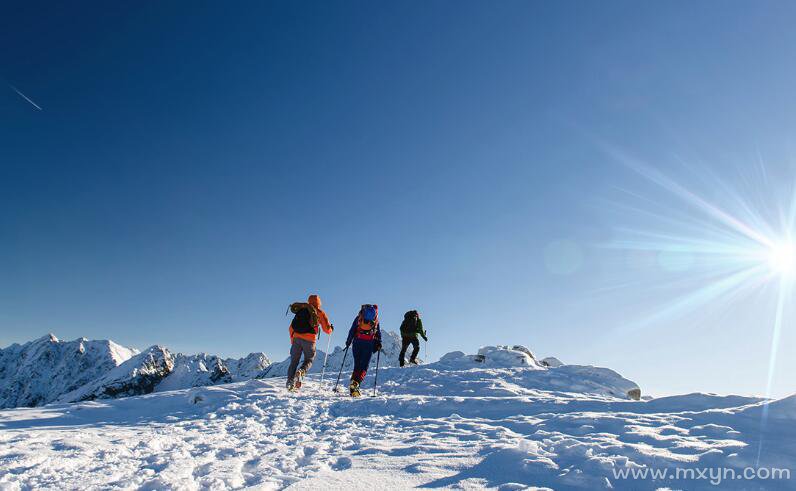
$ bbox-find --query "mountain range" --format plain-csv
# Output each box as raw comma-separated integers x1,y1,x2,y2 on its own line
0,334,270,409
0,332,638,409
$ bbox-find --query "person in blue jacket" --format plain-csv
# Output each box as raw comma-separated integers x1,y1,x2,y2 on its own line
345,304,382,397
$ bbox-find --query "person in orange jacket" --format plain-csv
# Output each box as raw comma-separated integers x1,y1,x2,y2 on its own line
286,294,333,391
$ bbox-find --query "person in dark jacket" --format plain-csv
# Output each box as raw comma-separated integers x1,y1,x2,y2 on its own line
399,310,426,367
345,304,382,397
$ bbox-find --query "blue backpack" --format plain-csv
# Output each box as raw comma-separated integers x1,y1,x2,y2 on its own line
361,304,378,324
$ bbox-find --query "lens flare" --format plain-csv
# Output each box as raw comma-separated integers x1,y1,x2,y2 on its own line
599,147,796,464
768,242,794,277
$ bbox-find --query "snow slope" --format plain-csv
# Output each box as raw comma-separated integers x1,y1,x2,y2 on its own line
1,343,791,490
0,334,138,409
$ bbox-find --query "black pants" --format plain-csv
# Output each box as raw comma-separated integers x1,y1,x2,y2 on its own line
400,336,420,366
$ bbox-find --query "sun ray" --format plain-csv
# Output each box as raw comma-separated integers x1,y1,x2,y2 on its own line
605,146,777,247
599,148,795,413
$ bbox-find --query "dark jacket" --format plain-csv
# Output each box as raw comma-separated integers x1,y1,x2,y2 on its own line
400,311,427,340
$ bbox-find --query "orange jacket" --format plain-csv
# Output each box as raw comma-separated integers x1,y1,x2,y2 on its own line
289,294,332,343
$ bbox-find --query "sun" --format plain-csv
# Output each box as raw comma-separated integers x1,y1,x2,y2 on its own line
767,241,795,277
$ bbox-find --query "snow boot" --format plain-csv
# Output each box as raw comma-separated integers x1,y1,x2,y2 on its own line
295,368,306,389
349,380,361,397
286,380,297,392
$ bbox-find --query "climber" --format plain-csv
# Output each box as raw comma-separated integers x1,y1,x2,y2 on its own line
399,310,427,367
345,304,381,397
286,294,333,391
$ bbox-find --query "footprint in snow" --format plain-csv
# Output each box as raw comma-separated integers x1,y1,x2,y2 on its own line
331,456,352,471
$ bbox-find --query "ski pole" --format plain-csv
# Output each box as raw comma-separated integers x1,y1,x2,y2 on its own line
320,328,332,385
333,345,350,393
372,349,381,397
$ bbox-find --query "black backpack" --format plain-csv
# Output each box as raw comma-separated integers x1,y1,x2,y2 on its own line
289,302,318,334
400,310,419,336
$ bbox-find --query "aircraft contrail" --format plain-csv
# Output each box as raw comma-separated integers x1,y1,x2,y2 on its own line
9,84,42,111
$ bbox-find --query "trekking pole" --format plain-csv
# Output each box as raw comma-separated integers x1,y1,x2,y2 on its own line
333,345,350,393
320,329,332,385
372,349,381,397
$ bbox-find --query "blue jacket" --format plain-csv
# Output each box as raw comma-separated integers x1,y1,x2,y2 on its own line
346,316,382,349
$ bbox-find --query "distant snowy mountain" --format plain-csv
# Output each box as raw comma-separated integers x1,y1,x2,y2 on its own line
0,335,270,408
0,334,138,408
58,346,176,403
226,352,271,380
59,346,272,404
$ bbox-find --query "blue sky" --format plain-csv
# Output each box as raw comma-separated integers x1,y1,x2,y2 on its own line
2,1,795,398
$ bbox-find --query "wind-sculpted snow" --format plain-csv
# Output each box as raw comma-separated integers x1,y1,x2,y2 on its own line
0,362,792,490
541,356,564,368
0,334,137,408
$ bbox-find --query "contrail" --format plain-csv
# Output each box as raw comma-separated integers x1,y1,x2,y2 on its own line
9,84,42,111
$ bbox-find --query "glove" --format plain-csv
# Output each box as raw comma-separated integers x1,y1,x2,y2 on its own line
422,335,428,342
329,324,334,332
345,340,351,348
374,342,382,353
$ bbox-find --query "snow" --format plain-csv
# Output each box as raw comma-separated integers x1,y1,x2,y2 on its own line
58,346,176,402
58,347,273,404
541,357,564,368
226,352,271,380
1,338,792,490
